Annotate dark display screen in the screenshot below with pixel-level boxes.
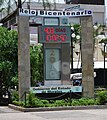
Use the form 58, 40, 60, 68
38, 26, 71, 43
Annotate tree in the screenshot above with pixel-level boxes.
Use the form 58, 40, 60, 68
0, 0, 57, 14
0, 0, 26, 14
0, 26, 44, 90
38, 0, 56, 10
0, 27, 18, 93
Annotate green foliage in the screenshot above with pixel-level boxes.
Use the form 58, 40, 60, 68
71, 99, 81, 106
11, 90, 107, 108
12, 91, 101, 108
12, 100, 25, 107
41, 99, 49, 104
93, 24, 104, 37
71, 98, 97, 106
30, 45, 43, 86
54, 100, 67, 107
26, 92, 44, 107
11, 75, 18, 89
71, 24, 81, 43
27, 92, 36, 106
0, 27, 18, 90
96, 91, 107, 105
11, 90, 19, 101
73, 24, 81, 35
0, 26, 43, 90
12, 101, 20, 106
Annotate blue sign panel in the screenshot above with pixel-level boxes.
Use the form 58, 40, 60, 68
30, 86, 83, 93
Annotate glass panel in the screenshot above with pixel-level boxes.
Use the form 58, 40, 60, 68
45, 49, 60, 80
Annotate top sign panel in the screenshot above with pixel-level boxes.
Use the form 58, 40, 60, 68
19, 8, 93, 17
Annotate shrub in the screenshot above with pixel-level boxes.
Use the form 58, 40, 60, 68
12, 91, 107, 108
11, 90, 19, 101
87, 98, 96, 105
27, 92, 35, 106
27, 92, 46, 107
96, 91, 107, 105
71, 99, 81, 106
41, 100, 49, 107
71, 98, 97, 106
54, 100, 66, 107
12, 101, 19, 106
12, 100, 24, 107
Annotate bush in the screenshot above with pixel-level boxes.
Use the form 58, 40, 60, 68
12, 100, 24, 107
71, 99, 81, 106
54, 100, 66, 107
71, 98, 97, 106
12, 91, 107, 108
87, 98, 97, 105
96, 91, 107, 105
27, 92, 47, 107
11, 90, 19, 101
41, 100, 49, 107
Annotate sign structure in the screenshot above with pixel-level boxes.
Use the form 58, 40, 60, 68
30, 86, 82, 93
38, 26, 71, 43
19, 8, 93, 17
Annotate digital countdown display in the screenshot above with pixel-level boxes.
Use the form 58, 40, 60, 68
38, 26, 71, 43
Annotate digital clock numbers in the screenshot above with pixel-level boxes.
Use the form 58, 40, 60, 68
38, 26, 71, 43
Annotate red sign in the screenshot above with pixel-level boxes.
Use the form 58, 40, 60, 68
38, 26, 70, 43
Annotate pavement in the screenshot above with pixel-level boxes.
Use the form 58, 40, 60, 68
0, 106, 20, 113
0, 106, 107, 120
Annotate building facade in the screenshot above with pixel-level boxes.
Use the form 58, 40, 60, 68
0, 2, 105, 25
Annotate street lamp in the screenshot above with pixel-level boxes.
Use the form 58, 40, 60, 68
71, 26, 80, 73
104, 43, 106, 86
99, 37, 107, 86
101, 41, 107, 86
71, 27, 75, 73
76, 35, 80, 40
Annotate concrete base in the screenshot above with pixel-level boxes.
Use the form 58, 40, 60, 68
8, 104, 107, 112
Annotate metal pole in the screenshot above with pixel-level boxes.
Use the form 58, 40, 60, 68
104, 43, 106, 86
70, 90, 72, 106
25, 91, 27, 107
71, 37, 73, 73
